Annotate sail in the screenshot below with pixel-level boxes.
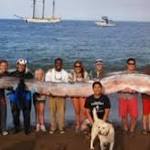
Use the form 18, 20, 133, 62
52, 0, 55, 18
42, 0, 45, 19
32, 0, 36, 18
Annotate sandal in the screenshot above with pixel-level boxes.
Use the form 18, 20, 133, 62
142, 130, 148, 135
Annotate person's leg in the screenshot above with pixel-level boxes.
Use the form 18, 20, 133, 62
142, 99, 148, 133
49, 97, 57, 132
79, 97, 87, 126
129, 98, 138, 132
142, 115, 148, 134
57, 97, 65, 132
119, 98, 128, 131
72, 97, 80, 130
148, 114, 150, 131
39, 102, 46, 131
35, 102, 40, 131
11, 103, 20, 132
23, 101, 31, 134
0, 97, 7, 133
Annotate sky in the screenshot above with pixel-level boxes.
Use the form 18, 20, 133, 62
0, 0, 150, 21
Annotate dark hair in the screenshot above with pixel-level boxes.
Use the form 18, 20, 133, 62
0, 59, 8, 64
55, 57, 63, 64
127, 58, 136, 64
74, 60, 85, 78
92, 81, 103, 89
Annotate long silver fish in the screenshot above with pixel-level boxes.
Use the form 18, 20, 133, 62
0, 73, 150, 97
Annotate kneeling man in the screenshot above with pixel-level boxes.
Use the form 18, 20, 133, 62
84, 81, 114, 150
84, 81, 111, 125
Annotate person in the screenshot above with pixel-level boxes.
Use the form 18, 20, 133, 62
0, 60, 9, 136
45, 58, 68, 134
9, 58, 33, 134
69, 60, 89, 132
33, 69, 46, 132
118, 58, 138, 134
90, 59, 105, 80
83, 81, 111, 130
141, 65, 150, 135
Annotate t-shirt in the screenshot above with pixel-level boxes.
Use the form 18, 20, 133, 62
45, 68, 68, 82
84, 94, 111, 119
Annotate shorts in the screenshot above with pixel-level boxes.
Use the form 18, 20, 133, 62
119, 97, 138, 118
142, 97, 150, 115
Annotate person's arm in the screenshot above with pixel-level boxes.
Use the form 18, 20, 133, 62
103, 108, 110, 121
84, 96, 94, 124
84, 71, 90, 82
120, 88, 136, 93
85, 108, 94, 124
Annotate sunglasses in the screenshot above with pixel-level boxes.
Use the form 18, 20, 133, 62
75, 65, 81, 68
128, 62, 135, 65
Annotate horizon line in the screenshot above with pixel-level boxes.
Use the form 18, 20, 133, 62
0, 17, 150, 23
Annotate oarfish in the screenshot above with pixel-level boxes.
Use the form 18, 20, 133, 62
0, 73, 150, 97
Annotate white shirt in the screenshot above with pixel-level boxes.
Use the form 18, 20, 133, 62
45, 68, 69, 83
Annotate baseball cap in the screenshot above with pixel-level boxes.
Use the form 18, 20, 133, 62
16, 58, 27, 65
95, 59, 103, 65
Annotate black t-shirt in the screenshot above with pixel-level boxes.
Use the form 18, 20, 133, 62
84, 94, 111, 119
10, 70, 33, 79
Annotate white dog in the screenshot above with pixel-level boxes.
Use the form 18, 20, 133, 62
90, 108, 115, 150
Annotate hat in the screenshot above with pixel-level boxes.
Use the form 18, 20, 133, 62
16, 58, 27, 65
95, 59, 103, 65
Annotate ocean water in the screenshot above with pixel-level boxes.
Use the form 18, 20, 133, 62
0, 19, 150, 127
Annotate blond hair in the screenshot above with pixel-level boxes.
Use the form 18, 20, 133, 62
34, 68, 45, 81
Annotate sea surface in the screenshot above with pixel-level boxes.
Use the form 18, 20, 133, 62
0, 19, 150, 127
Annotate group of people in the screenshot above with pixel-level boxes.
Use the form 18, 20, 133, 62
0, 57, 150, 136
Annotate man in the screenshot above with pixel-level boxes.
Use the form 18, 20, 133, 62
9, 58, 33, 134
141, 65, 150, 135
90, 59, 105, 80
84, 81, 111, 126
45, 58, 68, 134
118, 58, 138, 134
0, 60, 9, 136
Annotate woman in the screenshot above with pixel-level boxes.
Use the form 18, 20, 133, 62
33, 69, 46, 132
69, 60, 89, 132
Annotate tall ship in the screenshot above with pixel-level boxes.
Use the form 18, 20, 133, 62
25, 0, 61, 23
95, 16, 115, 27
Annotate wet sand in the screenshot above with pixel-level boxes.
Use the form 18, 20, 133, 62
0, 127, 150, 150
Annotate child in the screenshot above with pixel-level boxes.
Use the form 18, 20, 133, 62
33, 69, 47, 132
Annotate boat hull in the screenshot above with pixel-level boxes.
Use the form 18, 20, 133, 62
95, 21, 116, 27
25, 18, 61, 24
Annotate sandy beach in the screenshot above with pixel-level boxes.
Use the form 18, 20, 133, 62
0, 126, 149, 150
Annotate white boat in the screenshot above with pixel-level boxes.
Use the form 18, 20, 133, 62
95, 16, 115, 27
25, 0, 61, 24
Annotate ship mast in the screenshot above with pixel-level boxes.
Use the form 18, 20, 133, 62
42, 0, 45, 19
52, 0, 55, 18
33, 0, 36, 19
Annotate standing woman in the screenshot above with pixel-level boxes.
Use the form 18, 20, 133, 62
70, 60, 89, 132
33, 69, 46, 132
0, 60, 9, 136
